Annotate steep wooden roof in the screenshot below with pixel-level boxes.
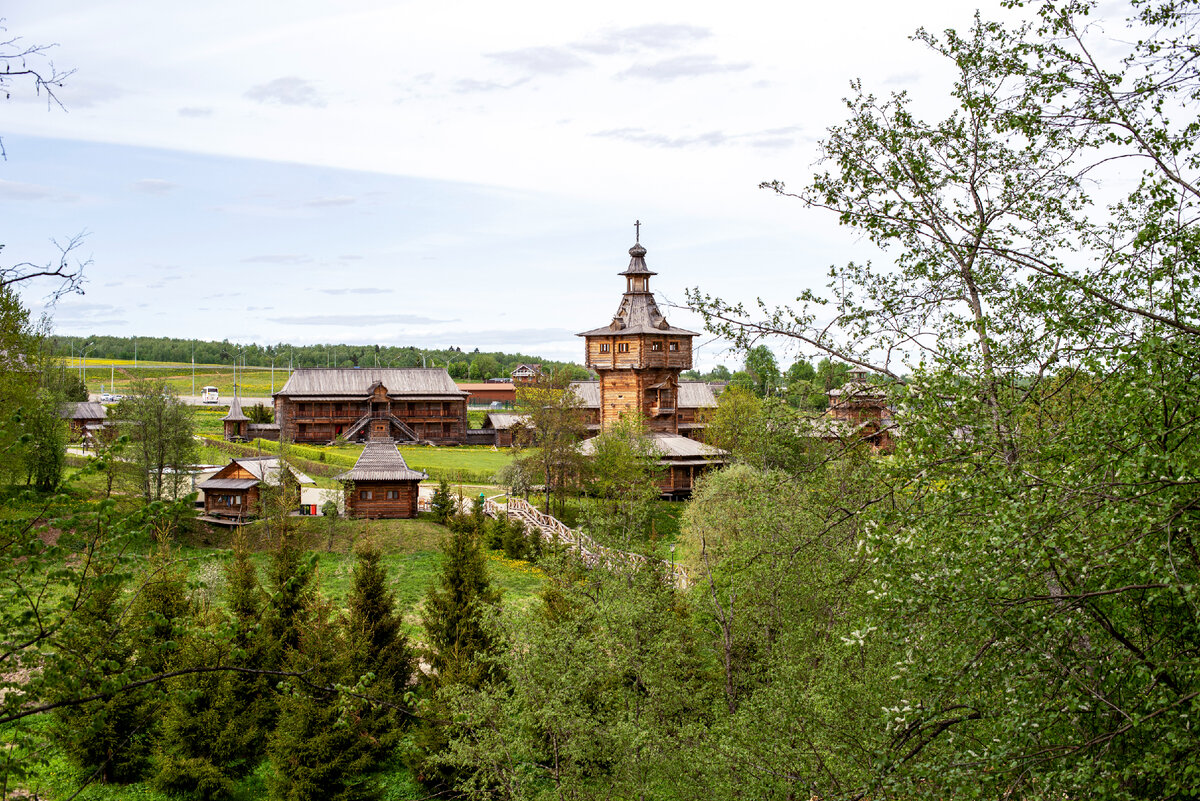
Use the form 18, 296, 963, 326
576, 241, 699, 338
275, 368, 468, 398
222, 395, 249, 422
578, 431, 726, 464
335, 439, 428, 482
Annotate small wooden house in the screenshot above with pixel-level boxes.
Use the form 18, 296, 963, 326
481, 411, 530, 447
510, 364, 543, 385
59, 401, 110, 446
335, 439, 428, 519
196, 457, 315, 523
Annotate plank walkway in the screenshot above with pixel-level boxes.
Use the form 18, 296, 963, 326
416, 490, 688, 588
486, 495, 688, 589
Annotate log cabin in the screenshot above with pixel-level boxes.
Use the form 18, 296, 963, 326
60, 401, 109, 445
335, 438, 428, 519
273, 368, 469, 445
196, 456, 315, 523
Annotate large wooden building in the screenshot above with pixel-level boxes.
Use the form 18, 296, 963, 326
336, 438, 428, 518
576, 233, 726, 497
273, 368, 469, 445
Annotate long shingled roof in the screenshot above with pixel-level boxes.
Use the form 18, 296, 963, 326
275, 368, 467, 398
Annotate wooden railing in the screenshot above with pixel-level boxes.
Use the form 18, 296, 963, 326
489, 496, 688, 589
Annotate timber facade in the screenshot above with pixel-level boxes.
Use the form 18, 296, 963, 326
274, 368, 468, 445
196, 457, 314, 523
336, 438, 428, 519
575, 235, 727, 497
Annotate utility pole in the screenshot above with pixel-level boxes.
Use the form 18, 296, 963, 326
191, 342, 195, 399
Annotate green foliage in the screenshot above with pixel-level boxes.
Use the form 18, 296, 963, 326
742, 344, 780, 397
245, 403, 274, 424
581, 414, 662, 546
435, 560, 709, 800
421, 521, 502, 690
687, 1, 1200, 795
114, 380, 198, 502
21, 387, 67, 491
430, 479, 455, 524
514, 378, 587, 516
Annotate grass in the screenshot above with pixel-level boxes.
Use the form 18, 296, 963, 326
75, 363, 287, 398
209, 438, 516, 485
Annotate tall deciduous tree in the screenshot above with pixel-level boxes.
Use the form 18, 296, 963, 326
114, 380, 197, 502
513, 376, 586, 516
689, 1, 1200, 796
581, 414, 662, 547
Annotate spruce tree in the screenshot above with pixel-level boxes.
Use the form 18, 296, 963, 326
51, 574, 155, 784
153, 534, 271, 800
430, 479, 455, 523
344, 542, 414, 703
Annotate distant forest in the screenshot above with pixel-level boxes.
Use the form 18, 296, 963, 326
50, 334, 594, 381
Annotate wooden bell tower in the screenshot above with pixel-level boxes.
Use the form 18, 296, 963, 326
577, 225, 698, 434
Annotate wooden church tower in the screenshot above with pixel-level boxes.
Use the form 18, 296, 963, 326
577, 226, 699, 435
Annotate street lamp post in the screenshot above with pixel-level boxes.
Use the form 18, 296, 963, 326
80, 341, 94, 384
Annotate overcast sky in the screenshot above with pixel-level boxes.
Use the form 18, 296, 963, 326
1, 0, 1011, 369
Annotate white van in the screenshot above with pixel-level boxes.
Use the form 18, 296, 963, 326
200, 386, 219, 404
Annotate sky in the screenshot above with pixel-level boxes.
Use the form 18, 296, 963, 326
1, 0, 1012, 370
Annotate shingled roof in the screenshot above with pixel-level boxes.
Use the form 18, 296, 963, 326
578, 431, 726, 464
576, 242, 699, 338
60, 401, 107, 420
222, 395, 249, 422
275, 368, 468, 398
335, 439, 428, 482
196, 456, 315, 491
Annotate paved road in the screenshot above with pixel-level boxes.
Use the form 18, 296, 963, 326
90, 394, 274, 407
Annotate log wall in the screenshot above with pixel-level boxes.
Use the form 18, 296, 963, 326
346, 481, 420, 519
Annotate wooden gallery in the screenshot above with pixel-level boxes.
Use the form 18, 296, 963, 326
273, 368, 468, 445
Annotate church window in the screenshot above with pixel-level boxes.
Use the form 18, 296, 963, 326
651, 341, 662, 351
669, 341, 680, 352
618, 342, 630, 353
599, 343, 610, 353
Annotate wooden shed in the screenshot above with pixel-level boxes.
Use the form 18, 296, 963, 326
60, 401, 109, 444
222, 395, 250, 441
335, 439, 428, 519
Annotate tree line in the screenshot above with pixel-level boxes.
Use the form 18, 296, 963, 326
49, 334, 592, 381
